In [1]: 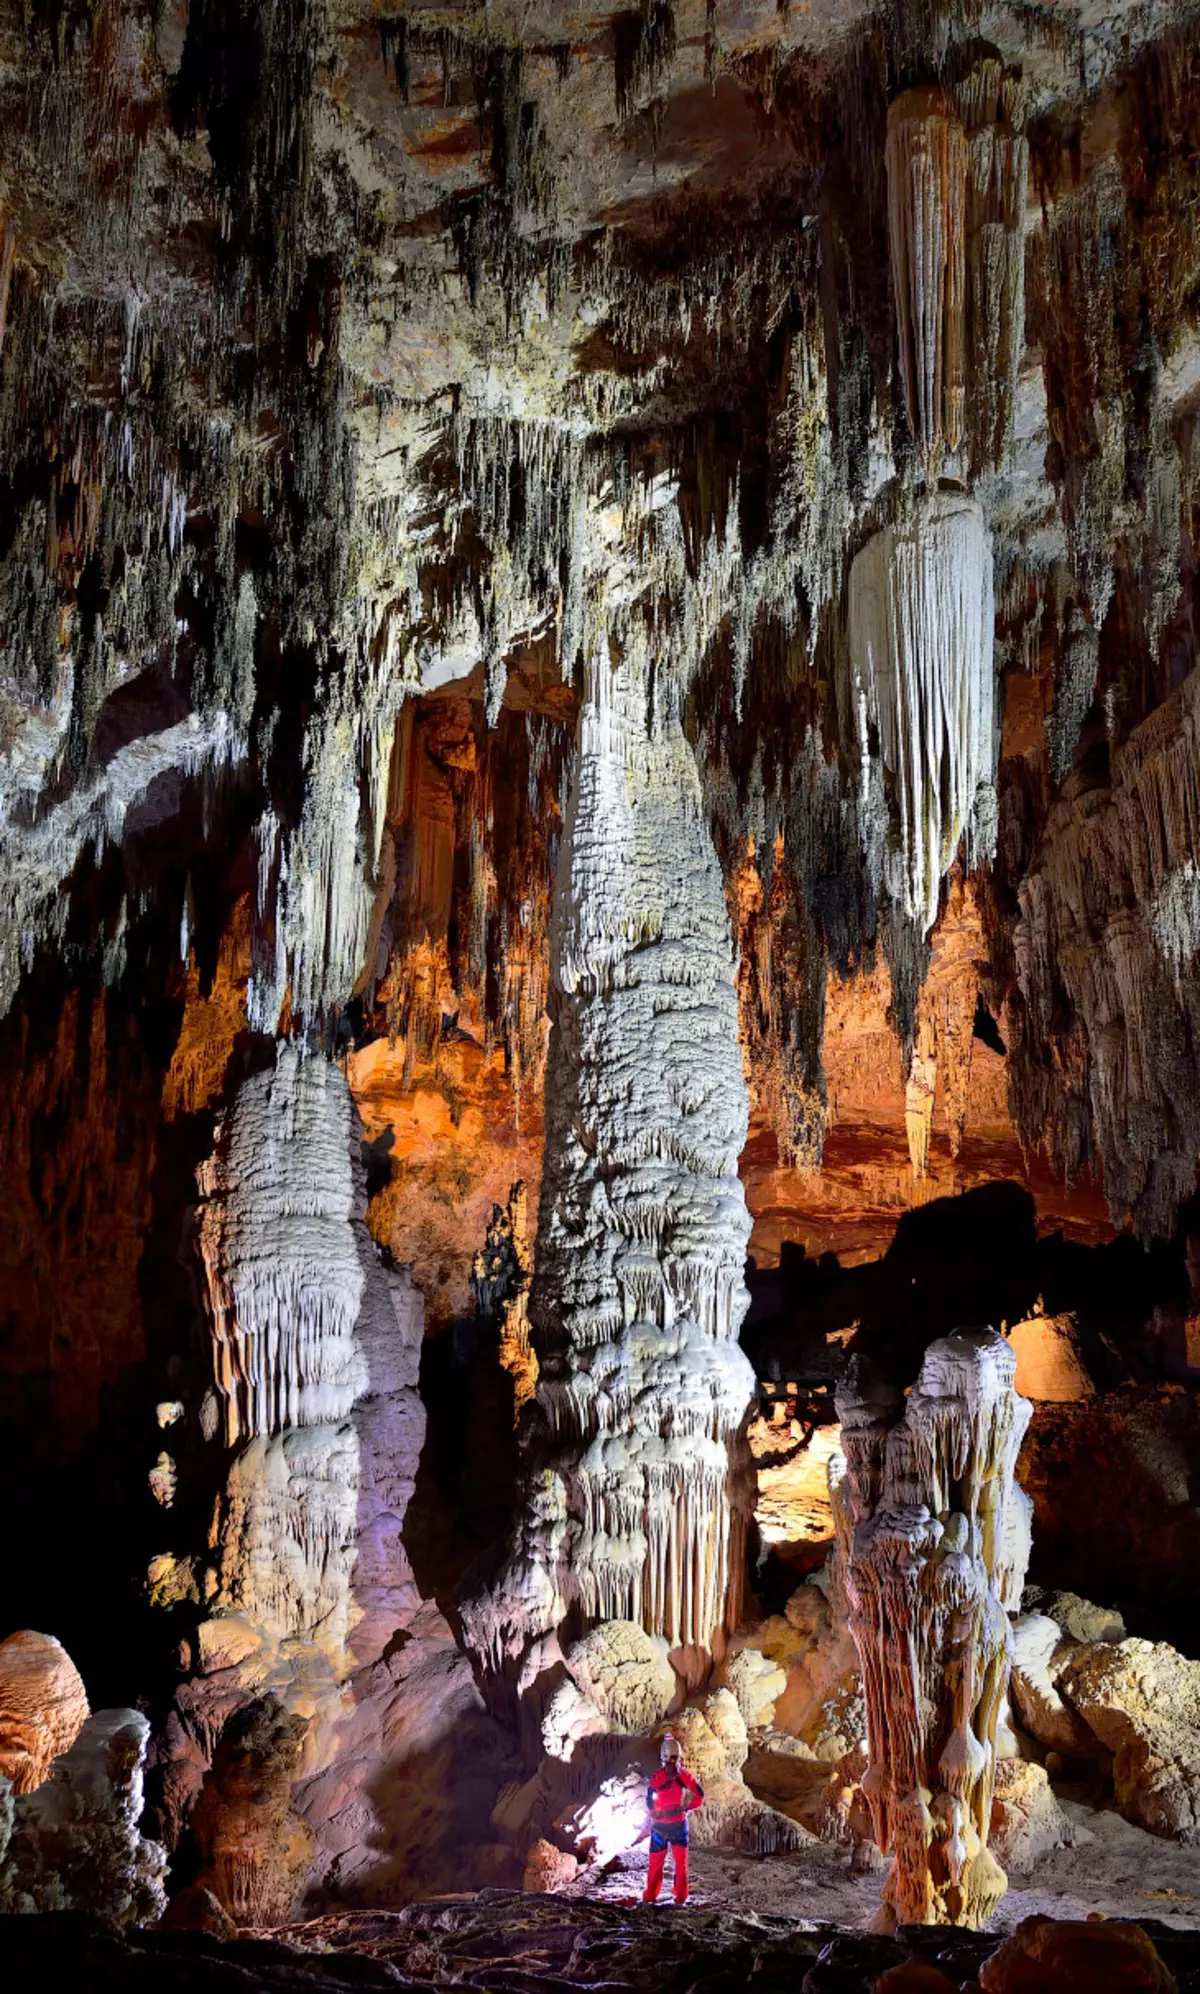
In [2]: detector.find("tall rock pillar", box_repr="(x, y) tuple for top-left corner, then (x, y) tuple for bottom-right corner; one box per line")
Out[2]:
(470, 646), (755, 1665)
(835, 1328), (1033, 1928)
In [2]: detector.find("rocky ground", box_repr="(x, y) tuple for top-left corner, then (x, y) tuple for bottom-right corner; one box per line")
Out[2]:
(5, 1883), (1200, 1993)
(561, 1805), (1200, 1934)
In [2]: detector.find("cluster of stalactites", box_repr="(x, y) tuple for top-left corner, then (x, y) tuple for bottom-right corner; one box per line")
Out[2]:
(835, 1329), (1032, 1928)
(849, 491), (996, 936)
(1014, 662), (1200, 1241)
(885, 75), (1028, 479)
(471, 644), (755, 1663)
(886, 86), (967, 477)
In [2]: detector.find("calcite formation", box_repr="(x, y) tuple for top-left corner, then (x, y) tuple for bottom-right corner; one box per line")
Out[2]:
(836, 1330), (1032, 1928)
(1013, 663), (1200, 1241)
(195, 1044), (425, 1667)
(849, 494), (996, 937)
(158, 1041), (485, 1913)
(0, 1632), (88, 1797)
(0, 1708), (167, 1926)
(472, 644), (755, 1664)
(885, 88), (967, 474)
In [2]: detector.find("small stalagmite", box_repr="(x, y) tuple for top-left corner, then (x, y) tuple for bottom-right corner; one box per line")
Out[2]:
(885, 87), (967, 474)
(835, 1329), (1032, 1928)
(849, 493), (996, 937)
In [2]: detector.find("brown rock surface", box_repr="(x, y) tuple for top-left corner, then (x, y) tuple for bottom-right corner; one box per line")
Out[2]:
(0, 1630), (89, 1796)
(1059, 1639), (1200, 1845)
(978, 1915), (1177, 1991)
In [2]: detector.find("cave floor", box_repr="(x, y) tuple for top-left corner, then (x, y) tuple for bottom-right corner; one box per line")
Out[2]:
(7, 1823), (1200, 1994)
(555, 1801), (1200, 1934)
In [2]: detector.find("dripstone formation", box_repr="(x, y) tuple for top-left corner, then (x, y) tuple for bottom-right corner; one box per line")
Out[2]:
(4, 0), (1200, 1957)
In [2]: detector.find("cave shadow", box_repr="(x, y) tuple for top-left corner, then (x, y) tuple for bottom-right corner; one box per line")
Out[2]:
(743, 1178), (1193, 1396)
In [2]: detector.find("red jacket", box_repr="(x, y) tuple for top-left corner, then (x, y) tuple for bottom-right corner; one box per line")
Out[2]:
(647, 1763), (704, 1827)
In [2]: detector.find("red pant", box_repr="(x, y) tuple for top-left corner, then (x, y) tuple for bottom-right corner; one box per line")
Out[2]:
(642, 1840), (689, 1904)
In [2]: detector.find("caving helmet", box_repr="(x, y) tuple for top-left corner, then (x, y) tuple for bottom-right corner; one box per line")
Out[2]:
(659, 1731), (681, 1765)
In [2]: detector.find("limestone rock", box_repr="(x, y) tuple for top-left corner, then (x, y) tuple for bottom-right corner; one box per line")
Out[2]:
(873, 1965), (957, 1994)
(1007, 1312), (1095, 1404)
(837, 1329), (1032, 1926)
(522, 1838), (578, 1893)
(848, 494), (996, 936)
(720, 1648), (787, 1732)
(978, 1915), (1177, 1991)
(1059, 1638), (1200, 1844)
(191, 1695), (314, 1927)
(1037, 1591), (1126, 1647)
(468, 646), (755, 1666)
(988, 1760), (1074, 1869)
(158, 1882), (238, 1938)
(0, 1708), (167, 1926)
(562, 1621), (676, 1735)
(0, 1631), (89, 1797)
(1009, 1615), (1097, 1760)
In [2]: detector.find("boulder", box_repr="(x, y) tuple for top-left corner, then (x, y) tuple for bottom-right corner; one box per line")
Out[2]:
(1009, 1616), (1097, 1759)
(561, 1621), (676, 1735)
(978, 1915), (1176, 1991)
(1059, 1639), (1200, 1843)
(721, 1648), (786, 1731)
(1030, 1589), (1126, 1646)
(989, 1760), (1074, 1868)
(522, 1838), (579, 1892)
(873, 1966), (957, 1994)
(0, 1631), (89, 1796)
(159, 1882), (238, 1937)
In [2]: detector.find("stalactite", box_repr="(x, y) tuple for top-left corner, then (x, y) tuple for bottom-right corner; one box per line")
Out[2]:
(849, 491), (996, 936)
(1048, 605), (1098, 784)
(472, 1181), (537, 1420)
(950, 62), (1029, 477)
(1013, 662), (1200, 1241)
(465, 640), (755, 1666)
(885, 86), (967, 475)
(733, 835), (827, 1172)
(836, 1329), (1032, 1928)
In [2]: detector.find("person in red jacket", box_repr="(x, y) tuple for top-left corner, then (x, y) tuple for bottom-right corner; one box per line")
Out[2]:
(641, 1732), (704, 1905)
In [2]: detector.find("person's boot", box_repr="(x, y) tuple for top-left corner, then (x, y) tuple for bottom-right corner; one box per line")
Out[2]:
(672, 1843), (689, 1906)
(642, 1847), (666, 1903)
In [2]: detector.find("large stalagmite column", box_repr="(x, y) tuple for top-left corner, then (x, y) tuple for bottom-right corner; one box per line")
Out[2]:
(849, 492), (995, 936)
(471, 647), (755, 1664)
(835, 1329), (1032, 1928)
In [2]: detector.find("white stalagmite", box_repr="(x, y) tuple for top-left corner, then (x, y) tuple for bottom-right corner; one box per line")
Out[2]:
(194, 1043), (425, 1664)
(198, 1048), (367, 1448)
(835, 1329), (1032, 1929)
(849, 492), (995, 936)
(469, 643), (755, 1663)
(886, 87), (967, 473)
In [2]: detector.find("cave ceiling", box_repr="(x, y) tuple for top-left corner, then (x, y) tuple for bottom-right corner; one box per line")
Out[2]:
(4, 0), (1200, 1279)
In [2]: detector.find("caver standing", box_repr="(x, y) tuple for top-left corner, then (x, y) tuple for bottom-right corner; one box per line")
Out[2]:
(641, 1732), (704, 1905)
